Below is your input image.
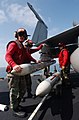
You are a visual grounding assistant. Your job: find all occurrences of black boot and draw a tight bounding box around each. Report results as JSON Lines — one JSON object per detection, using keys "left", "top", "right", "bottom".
{"left": 13, "top": 107, "right": 26, "bottom": 118}
{"left": 27, "top": 92, "right": 33, "bottom": 98}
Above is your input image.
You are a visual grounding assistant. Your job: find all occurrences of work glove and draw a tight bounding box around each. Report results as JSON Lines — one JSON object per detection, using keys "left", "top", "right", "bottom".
{"left": 62, "top": 66, "right": 65, "bottom": 70}
{"left": 36, "top": 60, "right": 41, "bottom": 63}
{"left": 13, "top": 65, "right": 22, "bottom": 72}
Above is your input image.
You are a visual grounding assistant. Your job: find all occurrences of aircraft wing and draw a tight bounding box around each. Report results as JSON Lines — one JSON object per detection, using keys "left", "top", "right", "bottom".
{"left": 27, "top": 2, "right": 79, "bottom": 56}
{"left": 36, "top": 25, "right": 79, "bottom": 55}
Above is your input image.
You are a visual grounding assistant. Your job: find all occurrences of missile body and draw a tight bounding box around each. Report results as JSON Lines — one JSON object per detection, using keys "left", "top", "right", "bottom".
{"left": 11, "top": 61, "right": 55, "bottom": 76}
{"left": 70, "top": 48, "right": 79, "bottom": 73}
{"left": 36, "top": 72, "right": 61, "bottom": 96}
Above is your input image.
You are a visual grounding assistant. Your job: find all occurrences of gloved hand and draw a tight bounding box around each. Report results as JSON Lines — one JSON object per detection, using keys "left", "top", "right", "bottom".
{"left": 36, "top": 60, "right": 41, "bottom": 63}
{"left": 62, "top": 66, "right": 65, "bottom": 70}
{"left": 13, "top": 65, "right": 22, "bottom": 72}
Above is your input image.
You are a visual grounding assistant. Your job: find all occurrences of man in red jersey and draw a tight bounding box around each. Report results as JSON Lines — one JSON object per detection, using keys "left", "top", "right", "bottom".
{"left": 58, "top": 42, "right": 70, "bottom": 85}
{"left": 5, "top": 28, "right": 40, "bottom": 118}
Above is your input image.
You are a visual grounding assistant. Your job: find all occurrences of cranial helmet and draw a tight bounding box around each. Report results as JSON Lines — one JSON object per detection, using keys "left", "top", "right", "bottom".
{"left": 14, "top": 28, "right": 30, "bottom": 39}
{"left": 58, "top": 42, "right": 65, "bottom": 47}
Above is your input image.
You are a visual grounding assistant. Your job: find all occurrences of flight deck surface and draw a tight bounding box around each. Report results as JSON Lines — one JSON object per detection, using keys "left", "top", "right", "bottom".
{"left": 0, "top": 72, "right": 79, "bottom": 120}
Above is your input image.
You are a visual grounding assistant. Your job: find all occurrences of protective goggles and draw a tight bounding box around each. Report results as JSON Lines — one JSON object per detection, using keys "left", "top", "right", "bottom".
{"left": 17, "top": 31, "right": 27, "bottom": 38}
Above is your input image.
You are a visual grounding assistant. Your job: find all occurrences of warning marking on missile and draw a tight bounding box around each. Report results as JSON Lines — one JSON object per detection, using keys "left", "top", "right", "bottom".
{"left": 50, "top": 75, "right": 56, "bottom": 80}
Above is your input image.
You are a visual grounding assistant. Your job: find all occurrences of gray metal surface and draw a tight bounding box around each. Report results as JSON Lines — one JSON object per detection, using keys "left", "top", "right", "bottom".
{"left": 0, "top": 72, "right": 79, "bottom": 120}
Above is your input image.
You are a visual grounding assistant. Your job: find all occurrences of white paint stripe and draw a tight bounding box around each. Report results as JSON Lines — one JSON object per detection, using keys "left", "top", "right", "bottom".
{"left": 28, "top": 94, "right": 48, "bottom": 120}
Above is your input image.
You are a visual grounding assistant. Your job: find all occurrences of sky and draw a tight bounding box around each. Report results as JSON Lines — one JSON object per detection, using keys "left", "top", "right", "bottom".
{"left": 0, "top": 0, "right": 79, "bottom": 67}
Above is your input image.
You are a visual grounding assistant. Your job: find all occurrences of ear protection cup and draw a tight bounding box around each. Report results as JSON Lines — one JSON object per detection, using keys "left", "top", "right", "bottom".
{"left": 14, "top": 31, "right": 18, "bottom": 38}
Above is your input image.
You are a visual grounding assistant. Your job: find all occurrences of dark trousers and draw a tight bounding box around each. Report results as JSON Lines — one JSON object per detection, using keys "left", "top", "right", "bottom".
{"left": 25, "top": 74, "right": 32, "bottom": 93}
{"left": 61, "top": 64, "right": 70, "bottom": 80}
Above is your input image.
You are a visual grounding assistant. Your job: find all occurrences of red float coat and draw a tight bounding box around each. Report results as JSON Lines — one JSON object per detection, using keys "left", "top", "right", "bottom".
{"left": 5, "top": 41, "right": 36, "bottom": 71}
{"left": 58, "top": 48, "right": 69, "bottom": 68}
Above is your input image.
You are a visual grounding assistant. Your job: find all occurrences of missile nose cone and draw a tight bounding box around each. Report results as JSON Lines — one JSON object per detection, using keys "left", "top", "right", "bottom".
{"left": 36, "top": 80, "right": 51, "bottom": 96}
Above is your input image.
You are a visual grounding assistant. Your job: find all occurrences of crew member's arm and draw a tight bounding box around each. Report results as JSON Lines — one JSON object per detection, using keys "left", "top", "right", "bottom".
{"left": 62, "top": 50, "right": 69, "bottom": 69}
{"left": 30, "top": 44, "right": 44, "bottom": 54}
{"left": 5, "top": 42, "right": 22, "bottom": 72}
{"left": 5, "top": 42, "right": 17, "bottom": 67}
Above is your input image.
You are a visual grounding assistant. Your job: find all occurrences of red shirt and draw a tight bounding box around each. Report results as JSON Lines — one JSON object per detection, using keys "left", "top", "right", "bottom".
{"left": 58, "top": 48, "right": 69, "bottom": 68}
{"left": 5, "top": 41, "right": 36, "bottom": 69}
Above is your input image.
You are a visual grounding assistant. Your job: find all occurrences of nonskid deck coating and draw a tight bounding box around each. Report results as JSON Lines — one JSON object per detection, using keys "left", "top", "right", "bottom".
{"left": 0, "top": 72, "right": 79, "bottom": 120}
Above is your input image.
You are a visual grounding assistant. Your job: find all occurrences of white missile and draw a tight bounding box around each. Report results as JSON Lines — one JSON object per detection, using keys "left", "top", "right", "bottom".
{"left": 36, "top": 72, "right": 61, "bottom": 96}
{"left": 11, "top": 61, "right": 55, "bottom": 76}
{"left": 70, "top": 48, "right": 79, "bottom": 73}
